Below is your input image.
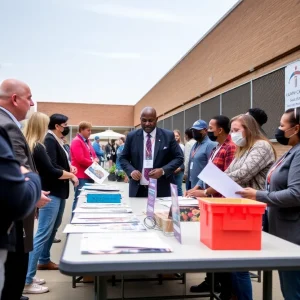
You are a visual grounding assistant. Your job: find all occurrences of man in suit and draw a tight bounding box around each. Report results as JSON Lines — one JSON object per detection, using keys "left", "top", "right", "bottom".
{"left": 0, "top": 126, "right": 42, "bottom": 298}
{"left": 0, "top": 79, "right": 50, "bottom": 300}
{"left": 120, "top": 107, "right": 184, "bottom": 197}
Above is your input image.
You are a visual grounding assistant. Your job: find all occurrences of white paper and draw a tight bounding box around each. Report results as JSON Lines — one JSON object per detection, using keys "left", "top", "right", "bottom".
{"left": 83, "top": 185, "right": 120, "bottom": 191}
{"left": 80, "top": 232, "right": 172, "bottom": 253}
{"left": 157, "top": 199, "right": 199, "bottom": 208}
{"left": 198, "top": 161, "right": 243, "bottom": 198}
{"left": 75, "top": 213, "right": 134, "bottom": 219}
{"left": 157, "top": 197, "right": 195, "bottom": 201}
{"left": 73, "top": 207, "right": 132, "bottom": 213}
{"left": 63, "top": 223, "right": 147, "bottom": 233}
{"left": 84, "top": 162, "right": 109, "bottom": 184}
{"left": 79, "top": 203, "right": 128, "bottom": 208}
{"left": 71, "top": 215, "right": 140, "bottom": 224}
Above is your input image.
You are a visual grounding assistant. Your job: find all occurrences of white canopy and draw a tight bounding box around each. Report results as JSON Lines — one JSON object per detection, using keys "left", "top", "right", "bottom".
{"left": 89, "top": 130, "right": 125, "bottom": 140}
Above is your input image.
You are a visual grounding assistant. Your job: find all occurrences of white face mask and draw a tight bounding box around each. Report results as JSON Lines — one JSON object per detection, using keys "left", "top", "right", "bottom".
{"left": 231, "top": 131, "right": 246, "bottom": 147}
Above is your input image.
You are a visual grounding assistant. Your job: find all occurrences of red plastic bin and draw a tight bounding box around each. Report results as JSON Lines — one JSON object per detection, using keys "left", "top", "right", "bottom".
{"left": 198, "top": 198, "right": 266, "bottom": 250}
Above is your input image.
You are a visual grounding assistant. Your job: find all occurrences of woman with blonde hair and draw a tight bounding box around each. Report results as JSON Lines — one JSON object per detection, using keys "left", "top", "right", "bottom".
{"left": 23, "top": 112, "right": 78, "bottom": 295}
{"left": 225, "top": 114, "right": 276, "bottom": 300}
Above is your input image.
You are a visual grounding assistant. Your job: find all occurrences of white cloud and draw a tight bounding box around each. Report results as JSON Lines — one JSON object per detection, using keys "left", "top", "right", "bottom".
{"left": 83, "top": 3, "right": 197, "bottom": 25}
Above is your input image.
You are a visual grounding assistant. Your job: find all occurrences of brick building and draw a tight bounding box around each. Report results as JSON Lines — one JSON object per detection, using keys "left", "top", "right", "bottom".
{"left": 38, "top": 0, "right": 300, "bottom": 155}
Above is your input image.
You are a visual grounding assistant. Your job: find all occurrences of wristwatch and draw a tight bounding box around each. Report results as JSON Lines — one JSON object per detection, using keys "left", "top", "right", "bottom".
{"left": 162, "top": 168, "right": 165, "bottom": 176}
{"left": 204, "top": 189, "right": 211, "bottom": 197}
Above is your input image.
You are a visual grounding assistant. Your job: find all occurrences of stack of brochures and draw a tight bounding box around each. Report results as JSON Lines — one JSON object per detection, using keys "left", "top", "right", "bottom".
{"left": 64, "top": 223, "right": 147, "bottom": 233}
{"left": 80, "top": 232, "right": 173, "bottom": 254}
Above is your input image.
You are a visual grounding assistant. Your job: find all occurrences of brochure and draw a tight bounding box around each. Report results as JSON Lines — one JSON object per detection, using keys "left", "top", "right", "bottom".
{"left": 80, "top": 232, "right": 173, "bottom": 254}
{"left": 84, "top": 162, "right": 109, "bottom": 184}
{"left": 71, "top": 215, "right": 140, "bottom": 224}
{"left": 64, "top": 223, "right": 147, "bottom": 233}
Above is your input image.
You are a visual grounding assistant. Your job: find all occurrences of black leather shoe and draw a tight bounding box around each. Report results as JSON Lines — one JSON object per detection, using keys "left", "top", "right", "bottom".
{"left": 190, "top": 281, "right": 221, "bottom": 293}
{"left": 53, "top": 238, "right": 61, "bottom": 243}
{"left": 20, "top": 296, "right": 29, "bottom": 300}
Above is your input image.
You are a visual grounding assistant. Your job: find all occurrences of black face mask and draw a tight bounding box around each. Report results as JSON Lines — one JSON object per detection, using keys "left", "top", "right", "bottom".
{"left": 207, "top": 131, "right": 217, "bottom": 142}
{"left": 275, "top": 128, "right": 290, "bottom": 145}
{"left": 192, "top": 130, "right": 203, "bottom": 141}
{"left": 61, "top": 126, "right": 70, "bottom": 136}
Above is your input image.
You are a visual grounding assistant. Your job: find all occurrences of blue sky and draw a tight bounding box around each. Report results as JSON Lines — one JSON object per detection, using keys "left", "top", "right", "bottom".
{"left": 0, "top": 0, "right": 238, "bottom": 105}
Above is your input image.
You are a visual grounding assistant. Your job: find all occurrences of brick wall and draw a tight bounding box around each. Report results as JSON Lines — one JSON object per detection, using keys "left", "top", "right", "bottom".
{"left": 272, "top": 142, "right": 291, "bottom": 158}
{"left": 134, "top": 0, "right": 300, "bottom": 125}
{"left": 37, "top": 102, "right": 134, "bottom": 127}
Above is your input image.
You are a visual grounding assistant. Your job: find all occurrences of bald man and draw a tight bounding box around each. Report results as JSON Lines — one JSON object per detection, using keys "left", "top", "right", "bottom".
{"left": 120, "top": 107, "right": 184, "bottom": 197}
{"left": 0, "top": 79, "right": 50, "bottom": 300}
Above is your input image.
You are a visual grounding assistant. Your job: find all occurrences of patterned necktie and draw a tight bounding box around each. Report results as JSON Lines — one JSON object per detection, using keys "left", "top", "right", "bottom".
{"left": 144, "top": 133, "right": 152, "bottom": 181}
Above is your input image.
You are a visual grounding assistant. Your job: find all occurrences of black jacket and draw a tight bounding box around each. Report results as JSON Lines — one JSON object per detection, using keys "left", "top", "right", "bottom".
{"left": 0, "top": 126, "right": 41, "bottom": 250}
{"left": 42, "top": 133, "right": 70, "bottom": 199}
{"left": 120, "top": 128, "right": 184, "bottom": 197}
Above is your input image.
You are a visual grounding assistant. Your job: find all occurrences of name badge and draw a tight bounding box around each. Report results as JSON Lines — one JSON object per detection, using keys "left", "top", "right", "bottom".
{"left": 144, "top": 159, "right": 153, "bottom": 168}
{"left": 190, "top": 162, "right": 194, "bottom": 170}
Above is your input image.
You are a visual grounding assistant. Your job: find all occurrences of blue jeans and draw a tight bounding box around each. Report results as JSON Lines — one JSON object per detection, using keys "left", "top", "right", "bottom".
{"left": 175, "top": 171, "right": 184, "bottom": 196}
{"left": 279, "top": 270, "right": 300, "bottom": 299}
{"left": 72, "top": 178, "right": 94, "bottom": 217}
{"left": 26, "top": 195, "right": 66, "bottom": 284}
{"left": 231, "top": 272, "right": 252, "bottom": 300}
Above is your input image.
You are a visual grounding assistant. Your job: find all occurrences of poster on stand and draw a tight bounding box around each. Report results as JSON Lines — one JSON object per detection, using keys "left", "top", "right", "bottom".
{"left": 146, "top": 178, "right": 157, "bottom": 217}
{"left": 170, "top": 183, "right": 182, "bottom": 244}
{"left": 285, "top": 61, "right": 300, "bottom": 110}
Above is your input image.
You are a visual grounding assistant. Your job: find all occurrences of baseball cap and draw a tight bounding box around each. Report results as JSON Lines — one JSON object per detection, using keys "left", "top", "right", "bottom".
{"left": 191, "top": 120, "right": 207, "bottom": 131}
{"left": 95, "top": 136, "right": 100, "bottom": 140}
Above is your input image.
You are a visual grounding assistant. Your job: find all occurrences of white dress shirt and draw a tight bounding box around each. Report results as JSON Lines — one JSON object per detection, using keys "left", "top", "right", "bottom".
{"left": 140, "top": 128, "right": 156, "bottom": 185}
{"left": 0, "top": 107, "right": 21, "bottom": 128}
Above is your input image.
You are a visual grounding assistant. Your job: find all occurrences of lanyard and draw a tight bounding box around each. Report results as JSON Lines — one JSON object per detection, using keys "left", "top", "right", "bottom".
{"left": 267, "top": 155, "right": 286, "bottom": 185}
{"left": 191, "top": 143, "right": 201, "bottom": 159}
{"left": 210, "top": 145, "right": 222, "bottom": 162}
{"left": 78, "top": 134, "right": 93, "bottom": 160}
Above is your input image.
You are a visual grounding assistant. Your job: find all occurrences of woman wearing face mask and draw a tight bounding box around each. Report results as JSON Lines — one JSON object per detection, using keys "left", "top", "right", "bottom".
{"left": 237, "top": 107, "right": 300, "bottom": 300}
{"left": 23, "top": 113, "right": 78, "bottom": 294}
{"left": 173, "top": 129, "right": 185, "bottom": 196}
{"left": 226, "top": 114, "right": 276, "bottom": 300}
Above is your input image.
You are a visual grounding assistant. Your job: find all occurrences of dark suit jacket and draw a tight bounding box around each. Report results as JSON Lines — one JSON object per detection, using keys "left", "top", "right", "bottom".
{"left": 44, "top": 133, "right": 70, "bottom": 199}
{"left": 120, "top": 128, "right": 184, "bottom": 197}
{"left": 0, "top": 126, "right": 41, "bottom": 250}
{"left": 257, "top": 143, "right": 300, "bottom": 246}
{"left": 0, "top": 109, "right": 37, "bottom": 253}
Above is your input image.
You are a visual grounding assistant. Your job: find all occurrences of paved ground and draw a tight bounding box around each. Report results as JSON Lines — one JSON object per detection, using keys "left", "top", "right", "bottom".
{"left": 28, "top": 182, "right": 283, "bottom": 300}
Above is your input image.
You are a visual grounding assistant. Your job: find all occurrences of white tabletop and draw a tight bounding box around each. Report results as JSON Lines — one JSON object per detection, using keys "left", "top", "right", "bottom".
{"left": 60, "top": 190, "right": 300, "bottom": 276}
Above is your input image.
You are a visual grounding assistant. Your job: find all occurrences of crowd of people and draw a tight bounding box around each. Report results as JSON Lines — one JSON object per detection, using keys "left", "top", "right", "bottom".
{"left": 1, "top": 78, "right": 300, "bottom": 300}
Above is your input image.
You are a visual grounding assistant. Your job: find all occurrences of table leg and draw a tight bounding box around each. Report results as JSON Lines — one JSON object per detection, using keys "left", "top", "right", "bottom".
{"left": 94, "top": 276, "right": 107, "bottom": 300}
{"left": 262, "top": 271, "right": 272, "bottom": 300}
{"left": 210, "top": 273, "right": 215, "bottom": 300}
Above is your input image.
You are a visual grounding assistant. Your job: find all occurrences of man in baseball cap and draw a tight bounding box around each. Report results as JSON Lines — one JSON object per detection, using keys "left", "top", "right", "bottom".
{"left": 186, "top": 119, "right": 217, "bottom": 189}
{"left": 92, "top": 136, "right": 104, "bottom": 162}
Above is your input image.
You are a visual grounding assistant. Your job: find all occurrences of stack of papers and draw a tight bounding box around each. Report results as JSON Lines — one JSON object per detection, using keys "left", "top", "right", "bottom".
{"left": 73, "top": 207, "right": 132, "bottom": 213}
{"left": 157, "top": 199, "right": 199, "bottom": 208}
{"left": 71, "top": 214, "right": 139, "bottom": 224}
{"left": 83, "top": 185, "right": 120, "bottom": 192}
{"left": 80, "top": 232, "right": 173, "bottom": 254}
{"left": 64, "top": 223, "right": 147, "bottom": 233}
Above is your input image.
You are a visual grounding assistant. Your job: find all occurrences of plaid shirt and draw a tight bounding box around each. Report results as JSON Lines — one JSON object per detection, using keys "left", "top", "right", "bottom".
{"left": 211, "top": 135, "right": 236, "bottom": 172}
{"left": 207, "top": 135, "right": 236, "bottom": 197}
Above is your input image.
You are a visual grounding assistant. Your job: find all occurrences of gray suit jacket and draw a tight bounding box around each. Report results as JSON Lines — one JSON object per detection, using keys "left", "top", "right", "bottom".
{"left": 256, "top": 143, "right": 300, "bottom": 245}
{"left": 0, "top": 109, "right": 37, "bottom": 253}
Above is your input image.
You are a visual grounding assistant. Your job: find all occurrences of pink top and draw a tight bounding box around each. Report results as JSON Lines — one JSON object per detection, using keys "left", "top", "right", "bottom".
{"left": 70, "top": 134, "right": 97, "bottom": 179}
